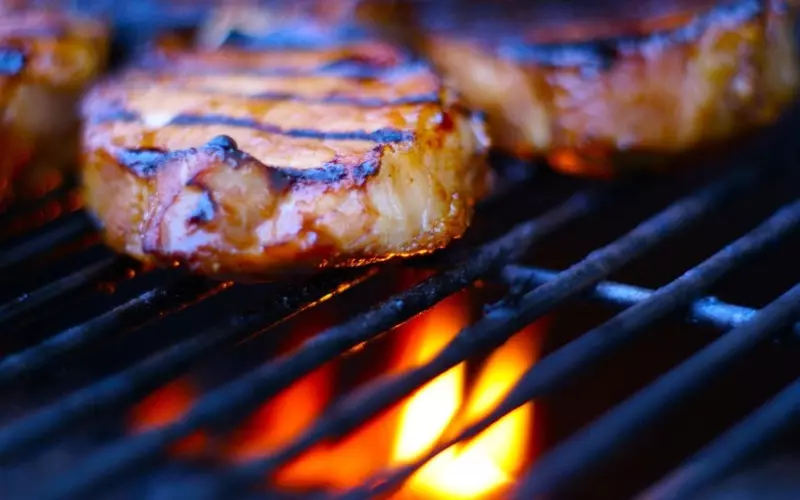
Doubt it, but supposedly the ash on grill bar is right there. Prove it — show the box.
[0,1,799,500]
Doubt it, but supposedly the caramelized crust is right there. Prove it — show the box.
[407,0,799,177]
[81,39,490,280]
[0,10,108,199]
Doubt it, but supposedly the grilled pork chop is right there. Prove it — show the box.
[0,9,107,200]
[81,37,490,280]
[388,0,799,177]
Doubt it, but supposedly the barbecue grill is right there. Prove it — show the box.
[2,3,800,500]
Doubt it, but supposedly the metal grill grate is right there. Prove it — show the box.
[0,126,799,500]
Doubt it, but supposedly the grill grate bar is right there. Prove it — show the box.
[321,196,800,500]
[514,281,800,499]
[501,265,798,336]
[640,374,800,500]
[0,275,226,388]
[35,188,605,500]
[0,212,93,271]
[0,256,120,326]
[0,271,367,464]
[0,182,77,227]
[190,167,762,500]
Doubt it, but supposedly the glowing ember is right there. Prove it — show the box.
[391,298,540,499]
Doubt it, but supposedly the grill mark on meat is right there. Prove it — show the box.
[280,146,384,186]
[102,86,441,108]
[0,47,25,76]
[103,111,414,144]
[136,57,430,80]
[116,147,170,178]
[249,90,441,107]
[464,0,764,71]
[116,136,385,187]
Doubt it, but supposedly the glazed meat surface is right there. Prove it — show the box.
[400,0,800,177]
[81,38,490,280]
[0,9,108,200]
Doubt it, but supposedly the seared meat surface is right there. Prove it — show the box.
[397,0,799,177]
[0,9,107,200]
[81,37,490,280]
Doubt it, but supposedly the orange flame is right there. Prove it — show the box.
[391,296,540,499]
[131,286,543,499]
[130,377,208,458]
[226,314,397,491]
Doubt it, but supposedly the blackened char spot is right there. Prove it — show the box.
[351,155,381,185]
[277,147,383,186]
[262,165,294,193]
[117,141,382,188]
[187,188,217,225]
[280,164,347,184]
[117,147,168,178]
[0,48,25,76]
[206,135,238,150]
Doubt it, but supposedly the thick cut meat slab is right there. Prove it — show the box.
[81,38,490,280]
[396,0,800,177]
[0,9,108,199]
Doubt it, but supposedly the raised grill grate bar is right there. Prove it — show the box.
[0,256,120,325]
[0,271,369,464]
[45,164,756,500]
[0,134,794,499]
[500,265,795,335]
[33,187,606,500]
[325,189,800,500]
[0,212,94,271]
[514,282,800,499]
[641,374,800,500]
[0,275,226,388]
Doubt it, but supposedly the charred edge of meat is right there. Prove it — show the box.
[479,0,766,71]
[280,146,384,186]
[100,110,414,144]
[116,135,386,188]
[0,47,25,76]
[116,147,169,178]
